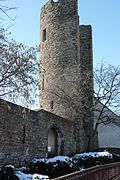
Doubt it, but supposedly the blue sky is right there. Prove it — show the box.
[4,0,120,66]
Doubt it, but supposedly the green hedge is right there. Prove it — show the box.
[26,158,79,179]
[0,152,120,179]
[0,165,19,180]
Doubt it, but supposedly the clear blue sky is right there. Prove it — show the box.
[5,0,120,66]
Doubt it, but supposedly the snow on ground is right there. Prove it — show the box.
[74,151,113,159]
[33,156,71,164]
[15,171,49,180]
[46,156,71,163]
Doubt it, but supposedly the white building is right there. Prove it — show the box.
[94,100,120,151]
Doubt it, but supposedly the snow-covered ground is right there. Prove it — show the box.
[15,172,49,180]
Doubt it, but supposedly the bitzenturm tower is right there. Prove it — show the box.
[40,0,94,152]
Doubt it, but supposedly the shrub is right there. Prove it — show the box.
[26,156,79,178]
[112,153,120,162]
[1,152,120,179]
[72,152,114,169]
[0,165,19,180]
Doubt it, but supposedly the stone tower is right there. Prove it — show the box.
[40,0,94,152]
[79,25,94,150]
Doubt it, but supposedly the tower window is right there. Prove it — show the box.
[43,28,46,42]
[50,101,54,110]
[22,125,26,144]
[42,74,44,91]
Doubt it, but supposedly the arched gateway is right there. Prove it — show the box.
[47,127,62,157]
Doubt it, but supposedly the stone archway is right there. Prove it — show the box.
[47,127,62,157]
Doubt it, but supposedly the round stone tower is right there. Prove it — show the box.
[40,0,81,120]
[40,0,94,152]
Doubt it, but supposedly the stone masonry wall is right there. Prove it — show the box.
[79,25,94,150]
[72,25,94,152]
[40,0,82,121]
[0,99,75,166]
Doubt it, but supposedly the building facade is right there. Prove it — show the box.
[94,100,120,152]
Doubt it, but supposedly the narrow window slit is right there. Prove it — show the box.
[22,125,26,144]
[42,74,44,91]
[50,101,54,110]
[43,28,46,42]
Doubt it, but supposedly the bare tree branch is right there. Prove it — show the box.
[0,39,39,107]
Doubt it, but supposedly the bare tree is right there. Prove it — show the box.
[93,62,120,138]
[0,39,39,108]
[0,0,17,40]
[0,1,40,108]
[0,0,16,20]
